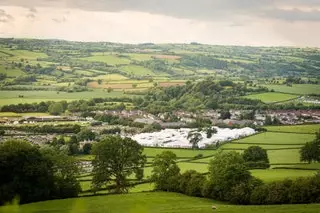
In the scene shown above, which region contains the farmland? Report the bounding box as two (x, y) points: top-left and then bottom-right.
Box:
(265, 124), (320, 134)
(0, 38), (320, 211)
(1, 192), (320, 213)
(245, 92), (299, 103)
(0, 90), (128, 106)
(263, 84), (320, 95)
(73, 125), (320, 194)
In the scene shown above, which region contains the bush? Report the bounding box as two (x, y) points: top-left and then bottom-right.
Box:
(179, 170), (205, 197)
(244, 161), (270, 169)
(82, 143), (92, 154)
(243, 146), (269, 164)
(229, 177), (263, 204)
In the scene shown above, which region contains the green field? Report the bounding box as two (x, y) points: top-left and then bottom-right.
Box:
(245, 92), (299, 103)
(263, 84), (320, 95)
(0, 90), (130, 106)
(0, 65), (25, 77)
(143, 147), (216, 158)
(265, 124), (320, 134)
(2, 192), (320, 213)
(222, 144), (302, 150)
(267, 149), (301, 164)
(230, 132), (314, 145)
(250, 169), (317, 182)
(0, 112), (50, 117)
(120, 65), (156, 76)
(79, 54), (131, 65)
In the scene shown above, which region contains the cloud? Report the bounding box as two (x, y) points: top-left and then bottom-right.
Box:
(265, 8), (320, 22)
(52, 16), (66, 23)
(1, 0), (320, 23)
(29, 7), (37, 13)
(0, 9), (14, 23)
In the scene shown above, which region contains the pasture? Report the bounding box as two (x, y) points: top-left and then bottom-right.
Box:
(143, 147), (216, 158)
(265, 124), (320, 134)
(2, 192), (320, 213)
(79, 54), (131, 65)
(120, 65), (156, 76)
(263, 84), (320, 95)
(250, 169), (317, 182)
(0, 65), (25, 77)
(245, 92), (299, 103)
(230, 132), (314, 145)
(0, 112), (50, 117)
(0, 90), (130, 106)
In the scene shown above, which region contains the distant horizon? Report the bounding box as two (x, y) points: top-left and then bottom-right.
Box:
(0, 36), (318, 49)
(1, 1), (320, 47)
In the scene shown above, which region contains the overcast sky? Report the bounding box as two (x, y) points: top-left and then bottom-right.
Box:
(0, 0), (320, 47)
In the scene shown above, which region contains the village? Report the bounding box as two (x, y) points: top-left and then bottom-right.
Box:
(1, 109), (319, 146)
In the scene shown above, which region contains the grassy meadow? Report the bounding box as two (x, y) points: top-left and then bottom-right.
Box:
(245, 92), (299, 103)
(0, 90), (130, 106)
(1, 192), (320, 213)
(263, 84), (320, 95)
(265, 124), (320, 134)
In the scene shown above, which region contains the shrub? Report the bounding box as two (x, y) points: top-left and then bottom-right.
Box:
(244, 161), (270, 169)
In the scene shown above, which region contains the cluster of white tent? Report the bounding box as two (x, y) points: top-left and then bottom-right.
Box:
(131, 127), (256, 148)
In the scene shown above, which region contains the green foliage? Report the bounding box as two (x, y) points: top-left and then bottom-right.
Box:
(219, 110), (231, 119)
(0, 140), (80, 205)
(77, 128), (96, 141)
(40, 146), (81, 198)
(82, 143), (92, 155)
(229, 177), (263, 204)
(151, 151), (181, 192)
(300, 140), (320, 164)
(48, 102), (64, 115)
(179, 170), (205, 197)
(91, 136), (146, 193)
(243, 146), (270, 168)
(206, 151), (252, 200)
(0, 140), (54, 204)
(187, 131), (203, 149)
(205, 127), (217, 139)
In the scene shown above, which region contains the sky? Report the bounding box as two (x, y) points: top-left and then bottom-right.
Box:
(0, 0), (320, 47)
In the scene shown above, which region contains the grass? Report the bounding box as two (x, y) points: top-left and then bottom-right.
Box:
(0, 90), (130, 106)
(2, 192), (320, 213)
(120, 65), (155, 76)
(265, 124), (320, 134)
(92, 74), (128, 81)
(177, 162), (209, 173)
(79, 54), (131, 66)
(263, 84), (320, 95)
(0, 112), (50, 117)
(143, 147), (216, 158)
(267, 149), (301, 164)
(0, 66), (25, 77)
(230, 132), (314, 145)
(129, 183), (155, 193)
(250, 169), (317, 182)
(245, 92), (299, 103)
(272, 163), (320, 170)
(222, 144), (302, 150)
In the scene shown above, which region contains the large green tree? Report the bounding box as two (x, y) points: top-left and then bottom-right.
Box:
(300, 141), (320, 164)
(151, 151), (181, 192)
(205, 151), (252, 201)
(187, 131), (203, 149)
(0, 140), (55, 204)
(40, 146), (81, 198)
(243, 146), (270, 168)
(91, 136), (146, 193)
(48, 102), (64, 115)
(77, 128), (96, 141)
